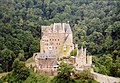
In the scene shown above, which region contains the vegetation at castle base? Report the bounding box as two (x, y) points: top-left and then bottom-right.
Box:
(50, 62), (98, 83)
(0, 54), (30, 83)
(0, 54), (50, 83)
(24, 72), (50, 83)
(0, 59), (98, 83)
(0, 0), (120, 78)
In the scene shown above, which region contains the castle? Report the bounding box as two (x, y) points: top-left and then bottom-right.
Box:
(33, 23), (92, 74)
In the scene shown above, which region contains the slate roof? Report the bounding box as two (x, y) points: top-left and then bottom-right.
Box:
(41, 23), (72, 33)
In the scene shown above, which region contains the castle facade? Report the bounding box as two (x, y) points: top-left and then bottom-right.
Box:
(33, 23), (92, 74)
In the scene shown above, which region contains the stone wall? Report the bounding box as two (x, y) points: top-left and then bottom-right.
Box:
(92, 72), (120, 83)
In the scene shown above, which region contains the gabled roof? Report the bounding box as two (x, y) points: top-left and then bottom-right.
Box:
(41, 23), (72, 34)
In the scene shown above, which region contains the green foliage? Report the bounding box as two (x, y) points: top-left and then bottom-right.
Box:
(70, 49), (77, 56)
(12, 58), (30, 82)
(0, 0), (120, 78)
(51, 61), (97, 83)
(18, 52), (25, 61)
(51, 62), (75, 83)
(24, 71), (49, 83)
(0, 58), (30, 82)
(0, 48), (15, 72)
(76, 70), (98, 83)
(93, 55), (120, 77)
(79, 70), (93, 80)
(0, 64), (3, 73)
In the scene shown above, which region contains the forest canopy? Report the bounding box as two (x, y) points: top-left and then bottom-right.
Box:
(0, 0), (120, 77)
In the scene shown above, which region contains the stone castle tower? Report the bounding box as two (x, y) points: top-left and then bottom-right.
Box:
(40, 23), (74, 58)
(33, 23), (92, 74)
(75, 46), (92, 70)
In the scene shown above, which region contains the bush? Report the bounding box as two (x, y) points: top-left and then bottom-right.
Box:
(70, 49), (77, 56)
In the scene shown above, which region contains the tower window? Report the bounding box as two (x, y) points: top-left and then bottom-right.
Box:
(48, 46), (52, 50)
(58, 39), (59, 41)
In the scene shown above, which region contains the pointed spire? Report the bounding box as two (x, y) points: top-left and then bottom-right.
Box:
(81, 46), (83, 55)
(84, 48), (86, 56)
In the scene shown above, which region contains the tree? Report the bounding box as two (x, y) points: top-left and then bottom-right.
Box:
(12, 58), (30, 82)
(110, 57), (120, 77)
(18, 52), (25, 61)
(51, 62), (75, 83)
(24, 71), (49, 83)
(0, 64), (3, 73)
(0, 48), (15, 72)
(0, 57), (30, 83)
(76, 70), (97, 83)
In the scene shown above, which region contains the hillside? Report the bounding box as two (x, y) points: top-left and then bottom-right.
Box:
(0, 0), (120, 78)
